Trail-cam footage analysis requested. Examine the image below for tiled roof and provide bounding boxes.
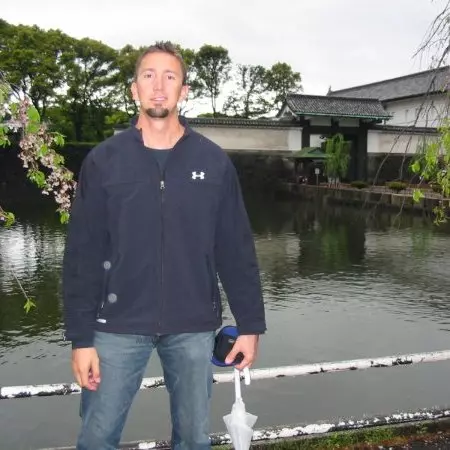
[285,94,391,119]
[328,66,449,101]
[185,117,299,128]
[114,117,300,130]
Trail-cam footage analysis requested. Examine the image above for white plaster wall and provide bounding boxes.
[288,128,303,150]
[367,130,381,154]
[384,94,449,127]
[338,118,360,127]
[308,116,331,126]
[373,131,437,154]
[192,126,302,152]
[310,134,326,148]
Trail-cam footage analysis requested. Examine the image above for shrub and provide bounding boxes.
[350,180,368,189]
[386,181,407,192]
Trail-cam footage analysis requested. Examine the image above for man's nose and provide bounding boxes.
[153,75,163,91]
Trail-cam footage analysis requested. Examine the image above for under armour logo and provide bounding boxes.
[192,171,205,180]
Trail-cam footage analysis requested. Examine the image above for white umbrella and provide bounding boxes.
[223,368,258,450]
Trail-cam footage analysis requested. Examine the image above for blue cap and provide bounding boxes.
[211,325,244,367]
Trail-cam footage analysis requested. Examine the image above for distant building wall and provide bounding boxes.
[368,129,438,155]
[191,125,303,152]
[384,93,449,127]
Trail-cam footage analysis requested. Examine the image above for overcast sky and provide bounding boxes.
[2,0,447,107]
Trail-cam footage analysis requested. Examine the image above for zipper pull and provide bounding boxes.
[160,180,165,190]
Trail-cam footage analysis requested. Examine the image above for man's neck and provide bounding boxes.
[137,113,185,150]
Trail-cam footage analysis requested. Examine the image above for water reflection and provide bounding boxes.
[248,196,450,325]
[2,196,450,350]
[0,202,66,352]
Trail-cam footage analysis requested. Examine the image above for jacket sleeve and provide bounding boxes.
[62,153,108,349]
[215,158,266,335]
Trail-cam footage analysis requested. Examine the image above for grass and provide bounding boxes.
[251,427,395,449]
[247,419,450,449]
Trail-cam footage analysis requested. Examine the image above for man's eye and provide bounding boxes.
[167,74,175,80]
[143,73,153,79]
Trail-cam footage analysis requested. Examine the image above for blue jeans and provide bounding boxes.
[77,331,215,450]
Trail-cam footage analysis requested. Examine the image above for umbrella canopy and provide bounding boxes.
[223,368,257,450]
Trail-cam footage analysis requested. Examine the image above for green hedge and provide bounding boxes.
[350,180,368,189]
[386,181,407,192]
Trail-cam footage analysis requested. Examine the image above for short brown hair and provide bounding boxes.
[134,41,187,85]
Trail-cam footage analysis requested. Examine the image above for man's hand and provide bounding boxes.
[225,334,259,370]
[72,347,101,391]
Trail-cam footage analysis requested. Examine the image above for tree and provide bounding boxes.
[193,45,231,116]
[265,62,302,112]
[409,2,450,223]
[113,44,143,118]
[223,64,271,118]
[0,23,72,119]
[58,37,118,141]
[324,133,350,186]
[177,46,201,115]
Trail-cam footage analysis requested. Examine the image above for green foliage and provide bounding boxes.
[0,79,75,226]
[23,297,36,313]
[265,62,302,111]
[112,44,152,118]
[0,124,10,147]
[410,119,450,224]
[252,427,396,449]
[0,23,72,119]
[193,44,232,116]
[60,36,119,141]
[0,18,303,131]
[350,180,368,189]
[324,133,350,184]
[0,211,15,227]
[223,64,271,118]
[412,188,425,202]
[28,169,46,188]
[386,181,407,192]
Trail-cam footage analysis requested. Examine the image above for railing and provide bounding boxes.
[3,349,450,449]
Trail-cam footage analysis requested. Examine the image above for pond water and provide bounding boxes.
[1,194,450,449]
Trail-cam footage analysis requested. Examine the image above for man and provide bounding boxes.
[62,41,266,450]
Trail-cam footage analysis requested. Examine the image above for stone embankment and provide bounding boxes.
[284,183,448,215]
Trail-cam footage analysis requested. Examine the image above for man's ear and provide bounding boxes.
[131,81,139,102]
[179,84,189,104]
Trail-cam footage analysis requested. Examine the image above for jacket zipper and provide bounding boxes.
[146,130,189,331]
[158,177,165,330]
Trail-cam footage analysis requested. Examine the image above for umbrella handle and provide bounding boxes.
[234,367,252,400]
[234,368,242,400]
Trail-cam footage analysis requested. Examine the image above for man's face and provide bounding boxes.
[131,51,188,119]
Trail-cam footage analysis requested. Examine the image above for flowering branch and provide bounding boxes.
[0,80,76,226]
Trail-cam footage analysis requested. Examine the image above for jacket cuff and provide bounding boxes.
[237,323,267,335]
[71,339,95,349]
[68,333,95,349]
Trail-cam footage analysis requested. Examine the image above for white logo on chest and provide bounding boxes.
[192,171,205,180]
